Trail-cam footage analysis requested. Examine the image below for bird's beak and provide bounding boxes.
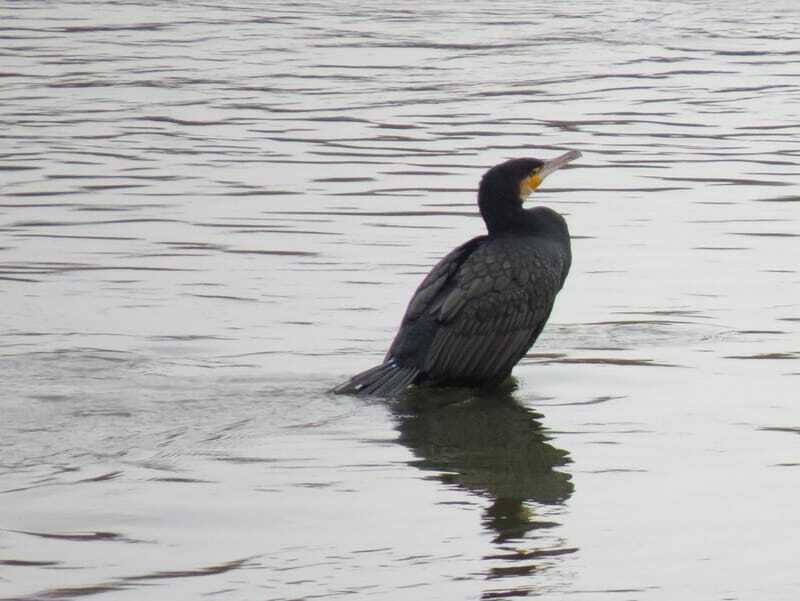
[520,149,582,200]
[540,149,582,180]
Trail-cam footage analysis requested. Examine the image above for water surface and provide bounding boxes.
[1,1,799,599]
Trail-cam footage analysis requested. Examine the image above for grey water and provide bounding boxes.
[1,1,799,599]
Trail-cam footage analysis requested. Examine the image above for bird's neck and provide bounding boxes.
[479,194,525,236]
[482,204,565,241]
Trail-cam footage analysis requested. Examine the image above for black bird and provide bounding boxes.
[334,150,581,396]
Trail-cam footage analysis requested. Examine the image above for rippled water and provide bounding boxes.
[2,1,799,599]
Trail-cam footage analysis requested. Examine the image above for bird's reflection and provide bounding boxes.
[392,383,573,544]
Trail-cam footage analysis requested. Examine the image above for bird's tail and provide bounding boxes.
[332,360,419,397]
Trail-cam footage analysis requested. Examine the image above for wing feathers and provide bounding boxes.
[389,235,566,387]
[418,240,564,384]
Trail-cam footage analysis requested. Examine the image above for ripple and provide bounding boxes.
[8,529,139,543]
[726,352,799,360]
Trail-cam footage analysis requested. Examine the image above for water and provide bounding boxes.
[1,1,799,599]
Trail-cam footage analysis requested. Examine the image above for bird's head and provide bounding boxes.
[478,150,581,233]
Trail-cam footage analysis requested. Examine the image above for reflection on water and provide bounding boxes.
[394,386,576,596]
[395,386,573,542]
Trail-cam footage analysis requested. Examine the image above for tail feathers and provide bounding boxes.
[333,361,419,397]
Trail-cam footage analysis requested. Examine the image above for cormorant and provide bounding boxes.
[334,150,581,396]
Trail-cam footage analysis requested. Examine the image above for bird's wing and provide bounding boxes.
[421,240,565,382]
[400,236,487,323]
[385,236,486,361]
